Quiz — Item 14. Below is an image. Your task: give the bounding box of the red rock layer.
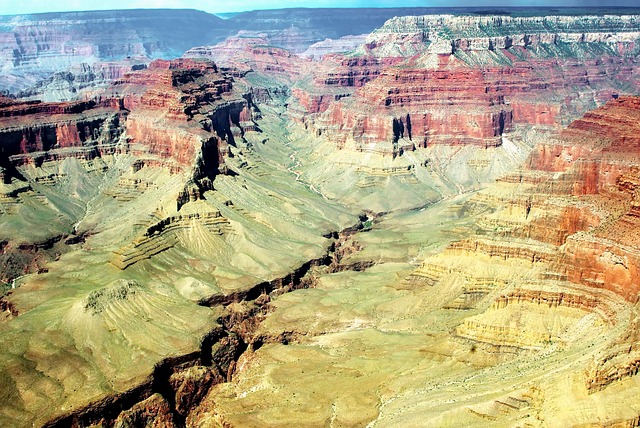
[468,97,640,302]
[0,98,126,168]
[307,52,639,152]
[563,96,640,153]
[318,55,403,88]
[98,58,257,180]
[284,20,640,153]
[291,89,351,115]
[0,58,258,196]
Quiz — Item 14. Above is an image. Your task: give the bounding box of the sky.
[0,0,636,16]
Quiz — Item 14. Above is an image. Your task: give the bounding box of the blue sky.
[0,0,635,16]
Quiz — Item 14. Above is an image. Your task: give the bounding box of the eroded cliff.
[2,8,640,428]
[287,14,640,156]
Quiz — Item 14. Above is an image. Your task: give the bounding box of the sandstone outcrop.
[105,58,259,206]
[112,210,231,269]
[0,58,258,191]
[286,14,640,155]
[3,8,640,428]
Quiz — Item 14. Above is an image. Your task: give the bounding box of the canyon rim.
[1,3,640,427]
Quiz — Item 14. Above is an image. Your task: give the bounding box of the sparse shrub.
[83,280,140,315]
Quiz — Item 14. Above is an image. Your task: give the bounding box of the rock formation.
[285,14,640,155]
[187,96,640,428]
[0,9,231,93]
[2,7,640,428]
[437,96,640,391]
[3,8,495,96]
[300,35,369,60]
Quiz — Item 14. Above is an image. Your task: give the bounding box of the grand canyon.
[1,5,640,427]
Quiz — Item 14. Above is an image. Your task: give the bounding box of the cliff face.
[285,14,640,155]
[0,59,255,178]
[0,57,259,283]
[369,14,640,50]
[4,8,640,428]
[0,10,231,93]
[471,96,640,297]
[5,8,529,95]
[0,98,125,171]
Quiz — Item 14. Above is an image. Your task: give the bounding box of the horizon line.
[2,5,640,18]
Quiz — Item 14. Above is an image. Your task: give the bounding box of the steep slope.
[2,8,640,428]
[293,14,640,154]
[0,7,489,94]
[6,7,640,98]
[188,97,640,428]
[0,54,359,427]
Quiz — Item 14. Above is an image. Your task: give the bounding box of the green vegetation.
[83,280,140,315]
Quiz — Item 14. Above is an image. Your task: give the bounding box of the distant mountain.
[2,6,640,93]
[0,9,230,92]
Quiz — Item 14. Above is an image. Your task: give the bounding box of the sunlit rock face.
[184,97,640,428]
[3,7,640,428]
[285,14,640,156]
[0,7,457,96]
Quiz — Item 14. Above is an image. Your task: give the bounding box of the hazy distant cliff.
[2,7,640,94]
[0,9,229,92]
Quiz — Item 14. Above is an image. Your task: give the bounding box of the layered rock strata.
[0,9,230,93]
[2,9,640,428]
[437,97,640,391]
[286,14,640,155]
[0,58,259,284]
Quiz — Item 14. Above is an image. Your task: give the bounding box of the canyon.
[1,6,640,428]
[0,7,497,97]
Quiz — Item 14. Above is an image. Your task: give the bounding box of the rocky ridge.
[0,48,356,427]
[441,96,640,386]
[0,57,260,284]
[283,14,640,156]
[5,7,551,96]
[3,8,640,428]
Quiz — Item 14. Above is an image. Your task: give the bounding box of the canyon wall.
[5,7,541,95]
[0,57,259,283]
[0,58,256,179]
[2,8,640,428]
[285,14,640,155]
[0,10,231,93]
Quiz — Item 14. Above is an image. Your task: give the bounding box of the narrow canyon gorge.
[1,6,640,428]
